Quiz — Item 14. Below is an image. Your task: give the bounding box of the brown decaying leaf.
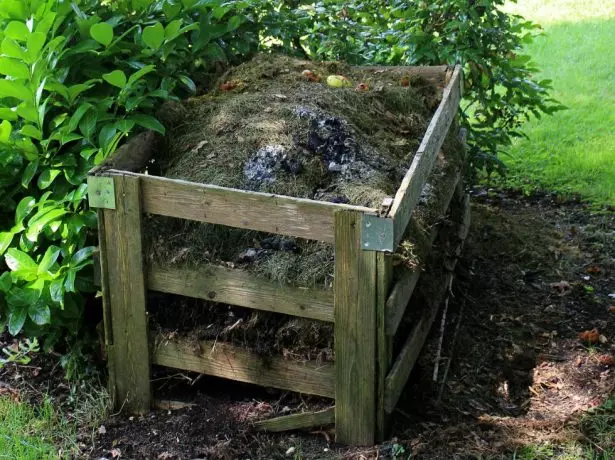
[400,76,410,87]
[578,328,600,344]
[219,81,239,92]
[598,355,614,366]
[586,265,601,274]
[607,306,615,313]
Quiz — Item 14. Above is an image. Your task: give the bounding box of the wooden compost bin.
[88,64,466,446]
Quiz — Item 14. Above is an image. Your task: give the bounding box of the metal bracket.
[87,175,116,209]
[361,214,394,252]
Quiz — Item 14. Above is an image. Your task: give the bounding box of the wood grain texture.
[103,174,151,413]
[147,262,334,322]
[385,269,421,336]
[129,172,376,243]
[152,338,335,398]
[389,65,463,246]
[376,252,393,441]
[96,209,116,406]
[253,407,335,432]
[384,272,453,413]
[334,210,377,445]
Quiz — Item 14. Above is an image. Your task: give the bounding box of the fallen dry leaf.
[586,265,601,274]
[578,329,600,344]
[598,355,614,366]
[219,81,238,92]
[550,280,571,295]
[607,306,615,313]
[400,77,410,87]
[355,82,369,92]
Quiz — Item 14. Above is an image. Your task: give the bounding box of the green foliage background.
[0,0,560,373]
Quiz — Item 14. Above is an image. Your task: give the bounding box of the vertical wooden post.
[334,210,377,445]
[376,252,393,441]
[102,174,151,413]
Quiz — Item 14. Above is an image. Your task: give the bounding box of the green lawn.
[499,0,615,205]
[0,397,61,459]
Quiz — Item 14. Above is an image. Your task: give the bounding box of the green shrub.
[0,0,262,368]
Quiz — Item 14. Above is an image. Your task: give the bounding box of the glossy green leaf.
[5,21,30,42]
[1,37,27,61]
[28,303,51,326]
[15,196,35,224]
[165,19,183,40]
[26,32,46,62]
[142,22,165,50]
[163,0,182,19]
[130,113,165,134]
[0,57,29,78]
[5,248,37,272]
[0,272,11,292]
[79,110,98,139]
[0,120,12,142]
[68,103,92,133]
[38,245,61,274]
[179,74,196,94]
[127,65,155,86]
[37,169,61,189]
[90,22,113,47]
[25,208,68,242]
[0,79,33,102]
[0,232,14,256]
[20,124,42,140]
[8,306,27,335]
[21,161,38,188]
[102,69,127,89]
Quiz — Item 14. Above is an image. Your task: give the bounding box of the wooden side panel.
[334,210,377,445]
[152,339,334,398]
[384,273,453,413]
[102,174,151,413]
[385,269,421,336]
[376,252,393,441]
[253,407,335,432]
[134,173,376,243]
[148,263,334,323]
[389,65,462,245]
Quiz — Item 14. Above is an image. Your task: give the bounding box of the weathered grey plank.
[389,65,463,246]
[253,407,335,432]
[334,210,377,445]
[152,338,335,398]
[148,263,334,323]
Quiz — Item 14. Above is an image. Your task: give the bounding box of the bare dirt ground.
[1,188,613,459]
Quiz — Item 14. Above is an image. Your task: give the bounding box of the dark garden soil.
[1,188,613,459]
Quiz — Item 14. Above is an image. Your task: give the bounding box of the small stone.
[285,447,296,456]
[98,425,107,435]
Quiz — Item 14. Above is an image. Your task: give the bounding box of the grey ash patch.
[243,145,302,188]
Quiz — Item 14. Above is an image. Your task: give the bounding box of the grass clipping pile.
[146,54,463,362]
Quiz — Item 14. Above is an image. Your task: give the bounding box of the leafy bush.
[0,0,559,372]
[0,0,263,365]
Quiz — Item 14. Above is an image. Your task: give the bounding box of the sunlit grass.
[495,0,615,205]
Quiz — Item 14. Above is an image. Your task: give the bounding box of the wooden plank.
[148,263,334,323]
[103,174,151,413]
[253,407,335,432]
[334,210,377,445]
[96,210,116,406]
[376,252,393,441]
[384,272,453,413]
[152,338,335,398]
[389,65,463,246]
[126,172,376,243]
[385,269,421,336]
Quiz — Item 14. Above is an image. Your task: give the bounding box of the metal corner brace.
[361,214,394,252]
[87,175,116,210]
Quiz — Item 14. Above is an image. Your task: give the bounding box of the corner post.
[99,173,151,413]
[376,252,393,440]
[334,210,377,445]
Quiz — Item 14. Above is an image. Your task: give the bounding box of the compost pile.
[145,54,464,361]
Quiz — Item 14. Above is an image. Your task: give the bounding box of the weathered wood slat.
[376,252,393,441]
[389,65,462,246]
[334,211,377,445]
[121,172,376,243]
[148,263,334,323]
[386,166,462,337]
[103,175,151,413]
[152,338,335,398]
[253,407,335,432]
[385,269,421,336]
[384,272,454,413]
